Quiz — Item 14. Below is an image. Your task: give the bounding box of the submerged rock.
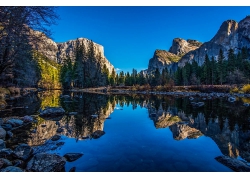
[23,115,34,123]
[56,128,64,133]
[1,166,24,172]
[69,167,76,172]
[215,155,250,172]
[91,130,105,139]
[63,153,83,162]
[228,97,236,103]
[39,107,65,117]
[13,144,33,161]
[191,102,205,108]
[68,112,77,115]
[56,142,65,146]
[51,135,61,141]
[26,153,66,172]
[189,97,194,101]
[0,139,6,150]
[7,119,23,127]
[243,103,249,107]
[0,127,6,140]
[61,95,70,99]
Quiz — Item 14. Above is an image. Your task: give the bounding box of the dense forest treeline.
[106,47,250,88]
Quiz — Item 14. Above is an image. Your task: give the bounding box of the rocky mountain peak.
[177,16,250,67]
[169,38,202,56]
[238,16,250,48]
[147,49,180,73]
[210,20,238,44]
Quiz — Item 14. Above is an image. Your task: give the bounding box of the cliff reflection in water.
[24,92,250,164]
[28,91,115,146]
[144,95,250,163]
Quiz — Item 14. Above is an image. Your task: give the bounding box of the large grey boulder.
[215,155,250,172]
[63,153,83,162]
[13,144,33,161]
[26,153,66,172]
[7,119,23,127]
[0,139,6,150]
[1,166,24,172]
[51,135,61,141]
[91,130,105,139]
[0,127,6,140]
[39,107,65,117]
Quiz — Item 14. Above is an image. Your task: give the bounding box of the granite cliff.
[32,30,114,73]
[147,38,201,73]
[147,16,250,73]
[178,16,250,67]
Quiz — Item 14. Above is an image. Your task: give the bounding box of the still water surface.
[3,90,250,172]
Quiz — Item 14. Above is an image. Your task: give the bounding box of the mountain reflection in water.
[3,91,250,171]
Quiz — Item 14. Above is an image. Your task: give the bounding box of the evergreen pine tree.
[227,48,235,72]
[217,49,225,85]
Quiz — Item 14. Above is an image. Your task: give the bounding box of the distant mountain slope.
[147,38,202,73]
[178,16,250,67]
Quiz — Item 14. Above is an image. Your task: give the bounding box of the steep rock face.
[169,38,202,56]
[57,38,114,73]
[30,30,58,62]
[147,38,201,73]
[179,17,250,67]
[147,50,179,73]
[31,30,114,73]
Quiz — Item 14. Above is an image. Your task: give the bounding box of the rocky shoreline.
[0,107,85,172]
[74,87,250,104]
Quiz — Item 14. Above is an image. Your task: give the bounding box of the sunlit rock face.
[57,38,114,73]
[147,38,201,74]
[31,30,114,73]
[178,16,250,67]
[169,38,202,56]
[147,50,179,73]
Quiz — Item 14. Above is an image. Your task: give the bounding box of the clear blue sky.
[50,6,250,73]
